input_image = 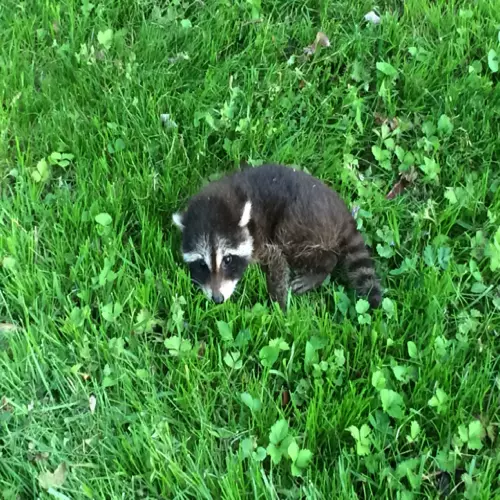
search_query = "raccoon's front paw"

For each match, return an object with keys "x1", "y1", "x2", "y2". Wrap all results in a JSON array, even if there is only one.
[
  {"x1": 261, "y1": 246, "x2": 290, "y2": 312},
  {"x1": 290, "y1": 276, "x2": 307, "y2": 294},
  {"x1": 290, "y1": 272, "x2": 328, "y2": 295},
  {"x1": 268, "y1": 290, "x2": 287, "y2": 312}
]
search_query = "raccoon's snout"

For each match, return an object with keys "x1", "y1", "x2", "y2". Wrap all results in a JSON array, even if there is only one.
[{"x1": 209, "y1": 278, "x2": 239, "y2": 305}]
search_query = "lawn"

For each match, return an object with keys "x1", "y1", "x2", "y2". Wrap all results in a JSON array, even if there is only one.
[{"x1": 1, "y1": 0, "x2": 500, "y2": 498}]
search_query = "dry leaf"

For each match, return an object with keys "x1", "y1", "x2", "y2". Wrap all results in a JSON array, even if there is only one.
[
  {"x1": 374, "y1": 112, "x2": 399, "y2": 131},
  {"x1": 1, "y1": 396, "x2": 13, "y2": 412},
  {"x1": 79, "y1": 372, "x2": 91, "y2": 381},
  {"x1": 29, "y1": 451, "x2": 49, "y2": 463},
  {"x1": 89, "y1": 394, "x2": 96, "y2": 414},
  {"x1": 0, "y1": 323, "x2": 18, "y2": 333},
  {"x1": 304, "y1": 31, "x2": 330, "y2": 55},
  {"x1": 402, "y1": 166, "x2": 418, "y2": 183},
  {"x1": 281, "y1": 388, "x2": 290, "y2": 407},
  {"x1": 374, "y1": 112, "x2": 386, "y2": 125},
  {"x1": 10, "y1": 93, "x2": 22, "y2": 108},
  {"x1": 486, "y1": 423, "x2": 496, "y2": 443},
  {"x1": 386, "y1": 178, "x2": 408, "y2": 200},
  {"x1": 386, "y1": 167, "x2": 417, "y2": 200},
  {"x1": 38, "y1": 462, "x2": 67, "y2": 490},
  {"x1": 387, "y1": 117, "x2": 399, "y2": 131},
  {"x1": 315, "y1": 32, "x2": 330, "y2": 47},
  {"x1": 364, "y1": 11, "x2": 381, "y2": 24},
  {"x1": 197, "y1": 341, "x2": 206, "y2": 358}
]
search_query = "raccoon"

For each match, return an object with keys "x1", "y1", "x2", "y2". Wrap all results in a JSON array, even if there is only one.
[{"x1": 172, "y1": 163, "x2": 382, "y2": 310}]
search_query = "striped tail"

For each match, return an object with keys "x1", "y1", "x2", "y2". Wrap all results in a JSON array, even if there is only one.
[{"x1": 340, "y1": 228, "x2": 382, "y2": 308}]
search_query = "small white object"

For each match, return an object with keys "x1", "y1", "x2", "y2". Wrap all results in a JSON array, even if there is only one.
[
  {"x1": 168, "y1": 52, "x2": 190, "y2": 64},
  {"x1": 364, "y1": 11, "x2": 381, "y2": 24},
  {"x1": 89, "y1": 394, "x2": 97, "y2": 414},
  {"x1": 160, "y1": 113, "x2": 177, "y2": 128}
]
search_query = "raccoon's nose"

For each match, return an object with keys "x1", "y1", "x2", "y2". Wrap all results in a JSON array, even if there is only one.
[{"x1": 212, "y1": 292, "x2": 224, "y2": 304}]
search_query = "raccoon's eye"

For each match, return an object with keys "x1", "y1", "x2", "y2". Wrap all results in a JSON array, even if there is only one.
[
  {"x1": 197, "y1": 260, "x2": 208, "y2": 270},
  {"x1": 222, "y1": 255, "x2": 232, "y2": 266}
]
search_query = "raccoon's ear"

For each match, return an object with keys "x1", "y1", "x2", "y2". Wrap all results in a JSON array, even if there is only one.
[
  {"x1": 172, "y1": 212, "x2": 185, "y2": 231},
  {"x1": 238, "y1": 201, "x2": 252, "y2": 227}
]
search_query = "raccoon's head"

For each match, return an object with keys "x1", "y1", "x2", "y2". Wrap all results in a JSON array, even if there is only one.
[{"x1": 172, "y1": 190, "x2": 254, "y2": 304}]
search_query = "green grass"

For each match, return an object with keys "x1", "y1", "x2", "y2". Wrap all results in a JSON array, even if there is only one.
[{"x1": 1, "y1": 0, "x2": 500, "y2": 498}]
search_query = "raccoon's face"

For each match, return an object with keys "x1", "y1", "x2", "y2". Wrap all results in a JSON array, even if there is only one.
[{"x1": 172, "y1": 196, "x2": 253, "y2": 304}]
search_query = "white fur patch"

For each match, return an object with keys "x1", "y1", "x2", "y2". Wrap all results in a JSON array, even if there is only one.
[
  {"x1": 239, "y1": 201, "x2": 252, "y2": 227},
  {"x1": 215, "y1": 235, "x2": 254, "y2": 269},
  {"x1": 183, "y1": 251, "x2": 203, "y2": 263},
  {"x1": 215, "y1": 248, "x2": 223, "y2": 270},
  {"x1": 182, "y1": 237, "x2": 211, "y2": 270},
  {"x1": 219, "y1": 279, "x2": 238, "y2": 301},
  {"x1": 172, "y1": 212, "x2": 184, "y2": 230},
  {"x1": 229, "y1": 237, "x2": 254, "y2": 259}
]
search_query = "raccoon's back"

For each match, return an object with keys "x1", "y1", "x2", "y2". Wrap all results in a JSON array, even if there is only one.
[
  {"x1": 233, "y1": 164, "x2": 352, "y2": 239},
  {"x1": 234, "y1": 163, "x2": 347, "y2": 210}
]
